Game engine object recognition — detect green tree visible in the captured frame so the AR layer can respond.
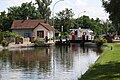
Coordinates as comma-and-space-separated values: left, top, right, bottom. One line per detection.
55, 8, 74, 32
77, 16, 103, 35
1, 2, 39, 31
102, 0, 120, 34
1, 1, 52, 31
77, 15, 92, 29
35, 0, 52, 20
101, 19, 115, 34
8, 2, 39, 20
0, 11, 7, 31
93, 18, 103, 35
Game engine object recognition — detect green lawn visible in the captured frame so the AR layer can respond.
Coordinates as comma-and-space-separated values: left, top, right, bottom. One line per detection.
79, 43, 120, 80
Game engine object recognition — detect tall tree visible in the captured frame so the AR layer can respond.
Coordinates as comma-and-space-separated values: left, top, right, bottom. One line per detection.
77, 16, 102, 35
0, 11, 11, 31
35, 0, 52, 20
0, 11, 7, 31
79, 15, 92, 29
55, 8, 74, 32
3, 2, 39, 31
101, 19, 115, 34
102, 0, 120, 34
8, 2, 39, 20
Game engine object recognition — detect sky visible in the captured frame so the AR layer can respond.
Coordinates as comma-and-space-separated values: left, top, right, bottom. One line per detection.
0, 0, 109, 21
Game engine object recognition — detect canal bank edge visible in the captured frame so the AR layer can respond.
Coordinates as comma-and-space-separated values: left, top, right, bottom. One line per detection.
79, 43, 120, 80
0, 42, 55, 51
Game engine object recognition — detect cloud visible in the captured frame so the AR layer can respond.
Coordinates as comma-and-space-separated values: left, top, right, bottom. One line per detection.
68, 0, 108, 20
0, 0, 109, 20
50, 0, 108, 20
75, 0, 87, 7
0, 0, 35, 12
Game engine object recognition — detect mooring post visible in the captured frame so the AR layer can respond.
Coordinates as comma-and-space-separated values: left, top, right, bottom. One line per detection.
81, 35, 85, 46
111, 46, 112, 50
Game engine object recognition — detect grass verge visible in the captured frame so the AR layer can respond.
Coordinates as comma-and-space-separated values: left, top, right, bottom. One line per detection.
79, 43, 120, 80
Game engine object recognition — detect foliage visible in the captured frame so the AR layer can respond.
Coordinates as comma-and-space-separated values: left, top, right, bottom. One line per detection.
0, 2, 39, 31
0, 32, 3, 43
77, 16, 114, 35
78, 16, 92, 29
3, 31, 23, 39
35, 0, 52, 20
94, 37, 107, 47
0, 1, 52, 31
101, 19, 115, 34
60, 32, 69, 39
0, 0, 117, 35
0, 31, 23, 43
55, 8, 74, 32
102, 0, 120, 34
54, 11, 114, 35
7, 2, 39, 20
34, 38, 44, 46
1, 40, 9, 47
0, 11, 10, 31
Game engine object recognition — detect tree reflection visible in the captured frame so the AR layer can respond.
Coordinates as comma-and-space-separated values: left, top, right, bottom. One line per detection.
0, 48, 52, 73
0, 45, 101, 80
93, 47, 103, 55
55, 46, 73, 70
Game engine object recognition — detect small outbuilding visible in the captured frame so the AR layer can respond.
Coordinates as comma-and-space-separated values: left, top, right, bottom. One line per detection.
11, 19, 54, 40
70, 27, 94, 41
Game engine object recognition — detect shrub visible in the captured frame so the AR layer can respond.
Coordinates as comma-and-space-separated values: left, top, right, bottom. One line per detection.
94, 37, 107, 47
34, 38, 44, 46
60, 32, 69, 39
16, 35, 24, 39
1, 31, 24, 43
1, 40, 9, 47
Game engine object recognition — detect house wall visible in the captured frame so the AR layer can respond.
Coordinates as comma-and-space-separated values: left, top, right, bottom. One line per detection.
12, 29, 33, 38
33, 25, 53, 39
48, 31, 54, 39
70, 29, 94, 40
12, 25, 54, 39
78, 29, 94, 40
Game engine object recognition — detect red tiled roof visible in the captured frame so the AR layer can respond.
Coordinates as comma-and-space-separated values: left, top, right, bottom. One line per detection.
40, 23, 55, 31
11, 20, 54, 31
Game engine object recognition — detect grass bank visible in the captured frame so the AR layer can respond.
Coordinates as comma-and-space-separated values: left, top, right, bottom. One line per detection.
79, 43, 120, 80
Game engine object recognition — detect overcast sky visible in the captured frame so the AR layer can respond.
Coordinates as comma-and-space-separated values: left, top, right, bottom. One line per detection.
0, 0, 109, 21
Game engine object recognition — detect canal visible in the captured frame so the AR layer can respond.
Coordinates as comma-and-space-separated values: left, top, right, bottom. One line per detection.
0, 44, 101, 80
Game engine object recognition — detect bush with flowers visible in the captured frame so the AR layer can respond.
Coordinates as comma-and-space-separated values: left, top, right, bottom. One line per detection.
94, 37, 107, 47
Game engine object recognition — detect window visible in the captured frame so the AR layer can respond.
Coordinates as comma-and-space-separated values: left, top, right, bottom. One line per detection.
37, 31, 44, 38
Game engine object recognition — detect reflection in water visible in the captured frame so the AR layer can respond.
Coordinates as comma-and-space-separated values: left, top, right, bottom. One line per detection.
0, 44, 101, 80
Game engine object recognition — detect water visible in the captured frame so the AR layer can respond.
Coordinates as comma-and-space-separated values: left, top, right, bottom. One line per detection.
0, 44, 101, 80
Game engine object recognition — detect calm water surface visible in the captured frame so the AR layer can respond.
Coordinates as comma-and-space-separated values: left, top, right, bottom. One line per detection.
0, 44, 101, 80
